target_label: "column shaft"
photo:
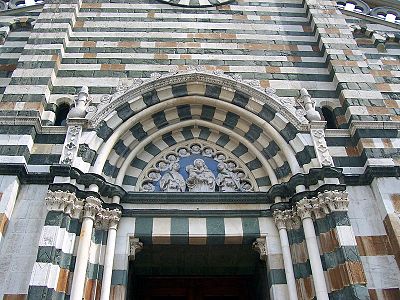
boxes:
[302,217,329,300]
[100,227,117,300]
[70,216,94,299]
[278,227,298,300]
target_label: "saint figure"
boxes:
[216,162,241,192]
[186,159,215,192]
[160,162,186,192]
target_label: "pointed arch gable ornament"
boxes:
[84,66,310,131]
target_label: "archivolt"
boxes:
[84,71,317,188]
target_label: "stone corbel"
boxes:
[129,237,143,260]
[252,237,267,261]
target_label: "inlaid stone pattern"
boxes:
[156,0,233,8]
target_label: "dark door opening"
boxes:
[127,245,269,300]
[135,276,253,300]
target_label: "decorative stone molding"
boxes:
[44,190,84,219]
[83,196,102,220]
[129,237,143,260]
[60,125,82,166]
[310,125,334,167]
[95,208,122,230]
[139,141,256,192]
[272,190,350,226]
[86,67,310,129]
[252,237,267,261]
[337,0,400,23]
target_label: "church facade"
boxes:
[0,0,400,299]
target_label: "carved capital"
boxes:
[45,190,66,212]
[45,190,83,219]
[310,197,325,219]
[129,237,143,260]
[321,190,349,212]
[252,237,267,261]
[95,208,122,230]
[296,198,313,220]
[273,210,290,230]
[83,196,102,220]
[71,198,84,219]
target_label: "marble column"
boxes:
[100,208,122,300]
[296,199,329,300]
[273,210,298,300]
[70,196,102,300]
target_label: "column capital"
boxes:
[252,237,267,261]
[296,198,313,220]
[45,190,84,219]
[95,208,122,230]
[83,196,102,220]
[129,237,143,260]
[321,190,349,212]
[273,210,292,229]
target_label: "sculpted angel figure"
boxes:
[216,162,241,192]
[159,162,186,192]
[186,159,215,192]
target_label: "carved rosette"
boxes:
[60,125,82,166]
[252,237,267,261]
[45,190,84,219]
[129,237,143,260]
[272,190,350,227]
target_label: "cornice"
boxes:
[0,164,399,204]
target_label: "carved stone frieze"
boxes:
[45,190,84,219]
[252,237,267,261]
[138,141,256,192]
[311,127,334,167]
[272,190,350,227]
[86,67,310,129]
[60,125,82,166]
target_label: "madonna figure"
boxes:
[186,159,215,192]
